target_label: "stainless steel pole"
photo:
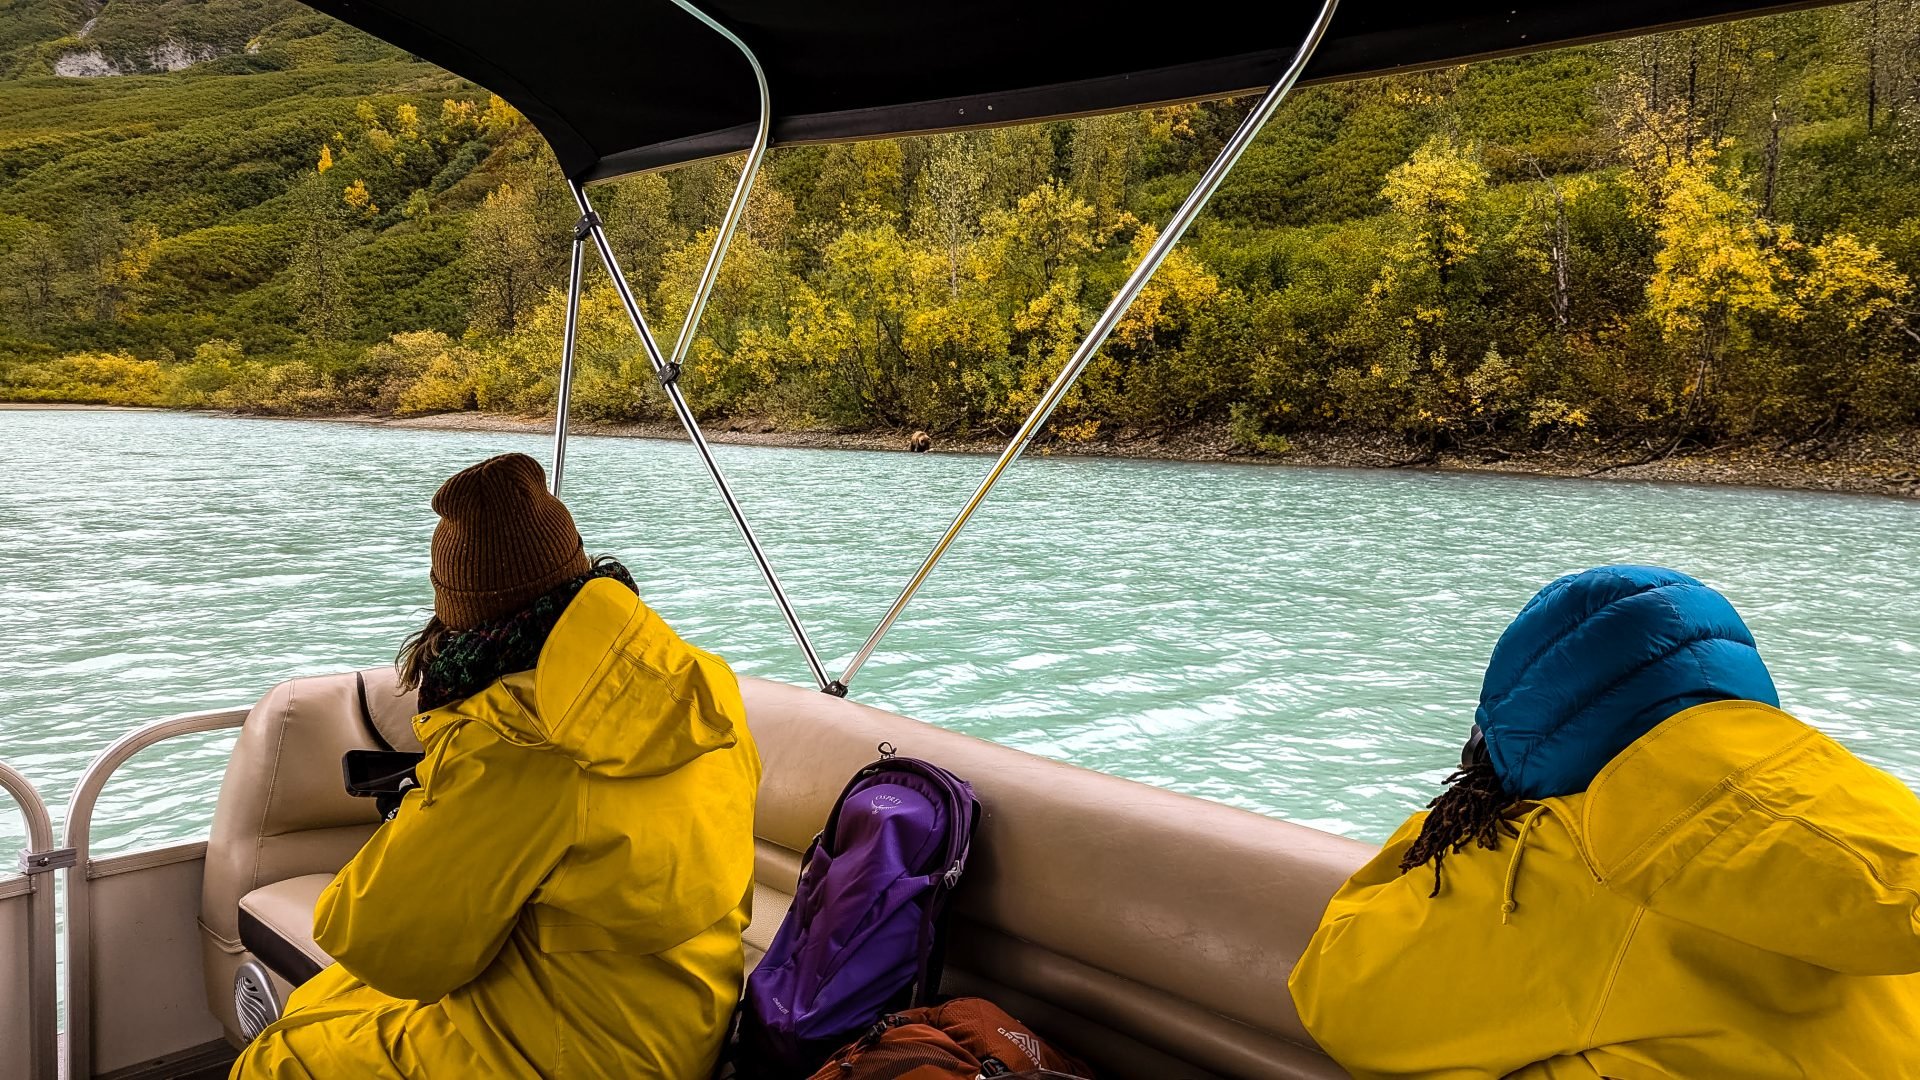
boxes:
[553,0,829,690]
[834,0,1342,692]
[570,181,833,692]
[664,0,771,372]
[549,233,585,496]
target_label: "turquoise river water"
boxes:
[2,408,1917,855]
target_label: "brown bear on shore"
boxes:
[908,431,932,453]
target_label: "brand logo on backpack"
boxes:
[998,1028,1043,1066]
[870,793,902,815]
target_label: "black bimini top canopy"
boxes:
[303,0,1827,180]
[298,0,1827,182]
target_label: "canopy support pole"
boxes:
[664,0,772,373]
[569,181,832,693]
[552,0,830,692]
[833,0,1341,693]
[549,227,585,496]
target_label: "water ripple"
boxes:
[1,410,1917,851]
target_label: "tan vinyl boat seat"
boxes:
[741,881,793,973]
[240,872,797,985]
[238,875,335,988]
[203,667,1370,1080]
[199,668,421,1038]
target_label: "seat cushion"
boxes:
[203,668,414,1045]
[239,875,334,988]
[743,881,792,973]
[240,874,790,988]
[739,675,1368,1080]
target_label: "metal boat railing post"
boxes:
[550,231,586,496]
[61,707,251,1080]
[1,762,60,1080]
[834,0,1343,692]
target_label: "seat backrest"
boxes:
[198,666,418,1042]
[195,666,1369,1077]
[741,676,1371,1080]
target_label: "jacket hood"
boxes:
[1478,564,1778,800]
[1563,700,1920,976]
[418,577,742,778]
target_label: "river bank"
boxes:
[301,410,1920,500]
[7,403,1918,498]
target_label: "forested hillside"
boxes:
[3,0,1919,461]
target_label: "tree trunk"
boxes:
[1868,0,1881,130]
[1528,158,1572,333]
[1762,99,1783,221]
[1551,184,1571,332]
[1685,45,1701,161]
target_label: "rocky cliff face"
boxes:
[5,0,295,79]
[54,39,224,76]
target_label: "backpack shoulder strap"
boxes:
[911,780,981,1006]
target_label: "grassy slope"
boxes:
[0,3,1867,334]
[1,1,1914,470]
[0,0,494,356]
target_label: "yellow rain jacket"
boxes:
[234,577,761,1079]
[1289,701,1920,1079]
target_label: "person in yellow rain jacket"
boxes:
[233,452,761,1079]
[1289,564,1920,1079]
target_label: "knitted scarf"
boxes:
[416,558,637,712]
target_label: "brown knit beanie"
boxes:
[429,453,591,631]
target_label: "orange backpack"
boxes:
[807,997,1094,1079]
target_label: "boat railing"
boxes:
[1,759,60,1080]
[60,706,250,1080]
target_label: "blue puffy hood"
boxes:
[1477,565,1779,800]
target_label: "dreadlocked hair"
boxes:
[1397,759,1522,898]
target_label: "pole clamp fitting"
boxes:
[573,211,603,241]
[823,680,849,698]
[19,847,76,875]
[659,361,684,388]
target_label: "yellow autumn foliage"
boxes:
[1646,154,1787,341]
[342,178,378,217]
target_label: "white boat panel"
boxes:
[88,854,225,1074]
[92,842,207,877]
[0,888,32,1078]
[62,707,250,1080]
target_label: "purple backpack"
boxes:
[734,748,982,1076]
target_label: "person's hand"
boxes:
[374,777,416,821]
